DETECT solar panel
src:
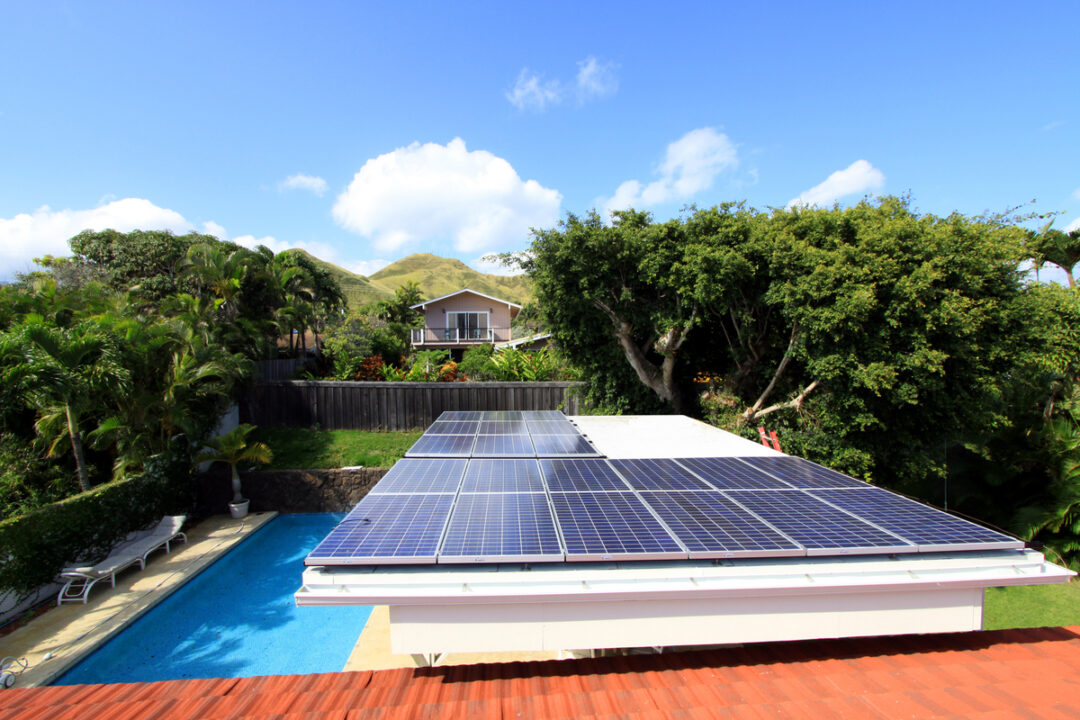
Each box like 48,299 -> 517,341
810,487 -> 1024,551
484,410 -> 525,421
436,411 -> 483,421
541,458 -> 630,491
550,492 -> 686,560
306,494 -> 454,565
461,459 -> 545,492
726,490 -> 914,555
478,420 -> 529,435
532,434 -> 600,457
610,458 -> 714,491
438,493 -> 563,563
367,458 -> 468,494
526,420 -> 578,435
405,434 -> 476,458
522,410 -> 567,421
427,421 -> 480,435
639,491 -> 803,558
739,456 -> 868,488
676,457 -> 793,490
471,434 -> 536,458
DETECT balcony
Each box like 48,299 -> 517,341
411,327 -> 507,345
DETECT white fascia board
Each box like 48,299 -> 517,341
295,549 -> 1074,607
410,288 -> 522,310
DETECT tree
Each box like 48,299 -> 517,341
371,282 -> 423,366
195,424 -> 273,504
1030,227 -> 1080,288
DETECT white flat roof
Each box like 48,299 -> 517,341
571,414 -> 779,458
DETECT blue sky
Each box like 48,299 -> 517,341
1,2 -> 1078,282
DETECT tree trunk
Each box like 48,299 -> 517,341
66,404 -> 91,492
231,465 -> 243,502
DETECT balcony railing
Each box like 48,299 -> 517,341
411,327 -> 506,345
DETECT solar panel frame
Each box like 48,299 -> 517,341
367,458 -> 468,495
526,420 -> 579,435
532,434 -> 601,457
809,487 -> 1024,552
738,456 -> 869,489
306,494 -> 455,565
610,458 -> 715,491
437,492 -> 564,563
540,458 -> 631,492
550,491 -> 687,561
470,434 -> 537,458
725,489 -> 915,555
436,411 -> 483,421
427,421 -> 480,435
638,490 -> 804,559
675,457 -> 794,490
461,459 -> 545,493
404,434 -> 476,458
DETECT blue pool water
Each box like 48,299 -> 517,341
54,514 -> 372,684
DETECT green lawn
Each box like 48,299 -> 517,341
252,428 -> 422,469
983,581 -> 1080,630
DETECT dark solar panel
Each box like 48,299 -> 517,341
485,410 -> 525,421
306,494 -> 454,565
726,490 -> 913,555
367,458 -> 468,494
438,493 -> 563,563
810,487 -> 1023,551
550,492 -> 685,560
610,458 -> 714,491
461,459 -> 545,492
532,434 -> 600,457
405,434 -> 476,458
676,457 -> 793,490
522,410 -> 567,421
478,420 -> 529,435
436,411 -> 483,421
526,420 -> 578,435
471,434 -> 536,458
739,456 -> 868,488
639,491 -> 803,558
540,458 -> 630,492
427,420 -> 480,435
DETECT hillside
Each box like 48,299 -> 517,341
370,253 -> 534,305
290,250 -> 393,309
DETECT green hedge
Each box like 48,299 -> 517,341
0,460 -> 192,601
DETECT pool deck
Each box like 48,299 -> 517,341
3,512 -> 277,688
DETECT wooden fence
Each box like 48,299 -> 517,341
253,358 -> 313,381
240,381 -> 584,430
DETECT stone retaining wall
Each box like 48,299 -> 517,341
194,467 -> 388,515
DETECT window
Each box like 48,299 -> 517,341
446,311 -> 489,341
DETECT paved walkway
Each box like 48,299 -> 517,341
1,512 -> 276,688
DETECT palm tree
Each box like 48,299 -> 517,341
195,424 -> 273,505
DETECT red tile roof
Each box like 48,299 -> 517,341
6,626 -> 1080,719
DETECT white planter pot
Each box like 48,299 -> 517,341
228,499 -> 250,519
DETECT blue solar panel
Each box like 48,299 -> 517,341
471,434 -> 536,458
726,490 -> 913,555
639,491 -> 803,558
540,458 -> 630,491
810,488 -> 1023,551
478,420 -> 529,435
550,492 -> 685,560
526,420 -> 578,435
532,434 -> 599,457
676,457 -> 793,490
522,410 -> 567,421
610,458 -> 714,491
306,494 -> 454,564
405,434 -> 476,458
462,459 -> 545,492
427,420 -> 480,435
368,458 -> 467,494
485,410 -> 525,421
437,411 -> 483,421
438,493 -> 563,562
739,456 -> 868,488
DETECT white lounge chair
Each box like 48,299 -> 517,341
57,515 -> 187,605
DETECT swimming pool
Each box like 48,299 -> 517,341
54,514 -> 372,684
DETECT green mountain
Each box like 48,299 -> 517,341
370,253 -> 534,305
291,250 -> 393,309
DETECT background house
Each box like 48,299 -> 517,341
410,289 -> 521,359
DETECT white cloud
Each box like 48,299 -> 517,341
1071,188 -> 1080,201
787,159 -> 885,208
344,259 -> 391,277
506,69 -> 562,111
603,127 -> 738,215
1064,217 -> 1080,233
279,173 -> 328,196
1042,120 -> 1066,132
471,254 -> 528,276
0,198 -> 194,280
575,56 -> 619,103
201,220 -> 229,240
332,137 -> 562,253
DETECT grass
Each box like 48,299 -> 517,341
983,580 -> 1080,630
252,428 -> 423,469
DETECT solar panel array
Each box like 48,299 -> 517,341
404,410 -> 601,459
307,451 -> 1023,566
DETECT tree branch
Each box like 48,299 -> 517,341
743,325 -> 800,420
749,380 -> 820,422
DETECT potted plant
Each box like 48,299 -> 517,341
196,424 -> 273,519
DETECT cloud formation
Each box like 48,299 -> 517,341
1072,187 -> 1080,201
0,198 -> 194,280
279,173 -> 329,196
575,56 -> 619,103
506,69 -> 562,111
506,56 -> 618,111
787,159 -> 885,208
1064,217 -> 1080,233
603,127 -> 738,215
332,138 -> 562,253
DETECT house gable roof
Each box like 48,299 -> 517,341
410,288 -> 523,311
